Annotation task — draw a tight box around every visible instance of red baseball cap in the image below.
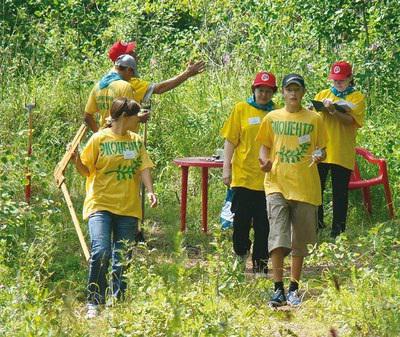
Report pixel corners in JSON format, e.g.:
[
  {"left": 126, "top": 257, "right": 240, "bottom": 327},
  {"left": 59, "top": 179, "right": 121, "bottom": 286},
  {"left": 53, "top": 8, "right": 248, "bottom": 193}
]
[
  {"left": 328, "top": 61, "right": 352, "bottom": 80},
  {"left": 108, "top": 41, "right": 137, "bottom": 62},
  {"left": 252, "top": 71, "right": 277, "bottom": 92}
]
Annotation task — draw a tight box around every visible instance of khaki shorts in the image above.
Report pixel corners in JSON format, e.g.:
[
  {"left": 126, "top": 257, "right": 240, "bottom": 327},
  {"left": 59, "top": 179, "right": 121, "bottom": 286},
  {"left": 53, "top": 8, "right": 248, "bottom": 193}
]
[{"left": 267, "top": 193, "right": 317, "bottom": 257}]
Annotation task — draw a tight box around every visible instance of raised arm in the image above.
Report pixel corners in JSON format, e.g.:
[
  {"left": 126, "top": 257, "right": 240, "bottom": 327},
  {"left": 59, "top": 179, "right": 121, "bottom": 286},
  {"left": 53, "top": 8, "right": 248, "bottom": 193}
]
[{"left": 152, "top": 60, "right": 206, "bottom": 94}]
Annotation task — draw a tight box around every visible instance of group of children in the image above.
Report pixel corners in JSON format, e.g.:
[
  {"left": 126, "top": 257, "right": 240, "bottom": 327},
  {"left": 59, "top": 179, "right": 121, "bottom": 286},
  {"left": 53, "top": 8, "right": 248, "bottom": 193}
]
[
  {"left": 72, "top": 41, "right": 205, "bottom": 318},
  {"left": 221, "top": 64, "right": 365, "bottom": 307},
  {"left": 70, "top": 39, "right": 365, "bottom": 316}
]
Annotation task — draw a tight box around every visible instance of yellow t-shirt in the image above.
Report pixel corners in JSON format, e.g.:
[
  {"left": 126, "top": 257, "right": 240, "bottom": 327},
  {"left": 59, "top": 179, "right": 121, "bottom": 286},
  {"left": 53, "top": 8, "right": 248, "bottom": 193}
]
[
  {"left": 105, "top": 67, "right": 151, "bottom": 103},
  {"left": 314, "top": 89, "right": 365, "bottom": 170},
  {"left": 80, "top": 128, "right": 154, "bottom": 220},
  {"left": 256, "top": 107, "right": 327, "bottom": 206},
  {"left": 84, "top": 80, "right": 140, "bottom": 132},
  {"left": 220, "top": 101, "right": 277, "bottom": 191},
  {"left": 129, "top": 78, "right": 151, "bottom": 103}
]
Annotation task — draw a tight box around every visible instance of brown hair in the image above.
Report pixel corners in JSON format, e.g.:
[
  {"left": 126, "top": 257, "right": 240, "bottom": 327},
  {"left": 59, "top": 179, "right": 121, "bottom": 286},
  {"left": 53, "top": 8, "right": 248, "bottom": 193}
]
[{"left": 106, "top": 97, "right": 140, "bottom": 127}]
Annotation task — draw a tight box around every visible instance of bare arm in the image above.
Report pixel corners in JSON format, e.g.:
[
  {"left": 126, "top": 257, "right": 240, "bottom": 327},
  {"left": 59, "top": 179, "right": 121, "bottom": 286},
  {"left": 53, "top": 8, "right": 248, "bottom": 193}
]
[
  {"left": 84, "top": 113, "right": 99, "bottom": 132},
  {"left": 70, "top": 150, "right": 90, "bottom": 177},
  {"left": 222, "top": 140, "right": 235, "bottom": 186},
  {"left": 152, "top": 60, "right": 206, "bottom": 94},
  {"left": 141, "top": 168, "right": 158, "bottom": 207},
  {"left": 258, "top": 145, "right": 273, "bottom": 172}
]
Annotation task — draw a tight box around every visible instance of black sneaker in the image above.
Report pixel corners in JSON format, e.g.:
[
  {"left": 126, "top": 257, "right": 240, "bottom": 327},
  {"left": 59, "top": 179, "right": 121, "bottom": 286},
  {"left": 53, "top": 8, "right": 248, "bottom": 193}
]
[
  {"left": 269, "top": 289, "right": 287, "bottom": 307},
  {"left": 252, "top": 259, "right": 268, "bottom": 275}
]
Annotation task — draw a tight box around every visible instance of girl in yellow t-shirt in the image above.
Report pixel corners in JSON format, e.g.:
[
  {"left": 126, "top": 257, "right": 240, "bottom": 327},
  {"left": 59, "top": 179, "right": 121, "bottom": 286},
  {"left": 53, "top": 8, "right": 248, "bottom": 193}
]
[
  {"left": 314, "top": 61, "right": 366, "bottom": 237},
  {"left": 221, "top": 71, "right": 278, "bottom": 275},
  {"left": 71, "top": 98, "right": 158, "bottom": 318}
]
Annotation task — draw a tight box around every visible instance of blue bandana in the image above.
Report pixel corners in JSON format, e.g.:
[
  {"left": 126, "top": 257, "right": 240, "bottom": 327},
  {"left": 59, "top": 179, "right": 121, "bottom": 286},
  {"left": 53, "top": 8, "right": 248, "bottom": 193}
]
[
  {"left": 246, "top": 96, "right": 274, "bottom": 112},
  {"left": 330, "top": 86, "right": 355, "bottom": 99},
  {"left": 99, "top": 71, "right": 122, "bottom": 89}
]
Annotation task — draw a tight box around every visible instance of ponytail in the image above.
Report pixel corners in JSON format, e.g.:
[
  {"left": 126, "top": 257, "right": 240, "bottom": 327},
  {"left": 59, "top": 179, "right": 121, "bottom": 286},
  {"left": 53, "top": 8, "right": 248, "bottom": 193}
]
[{"left": 107, "top": 98, "right": 141, "bottom": 126}]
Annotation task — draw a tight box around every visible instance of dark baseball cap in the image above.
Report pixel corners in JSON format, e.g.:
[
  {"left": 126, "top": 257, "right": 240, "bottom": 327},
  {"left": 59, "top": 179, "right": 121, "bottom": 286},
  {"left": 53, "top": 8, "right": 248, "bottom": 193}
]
[{"left": 282, "top": 73, "right": 305, "bottom": 88}]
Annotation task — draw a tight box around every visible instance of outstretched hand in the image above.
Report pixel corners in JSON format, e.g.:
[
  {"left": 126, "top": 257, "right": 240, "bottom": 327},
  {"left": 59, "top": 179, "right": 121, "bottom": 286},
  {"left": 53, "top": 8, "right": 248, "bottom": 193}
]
[
  {"left": 185, "top": 60, "right": 206, "bottom": 77},
  {"left": 259, "top": 158, "right": 273, "bottom": 172}
]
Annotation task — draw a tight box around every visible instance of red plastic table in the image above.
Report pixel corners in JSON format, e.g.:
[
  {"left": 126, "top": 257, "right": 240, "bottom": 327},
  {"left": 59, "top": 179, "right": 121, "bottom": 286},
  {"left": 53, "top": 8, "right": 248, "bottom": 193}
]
[{"left": 173, "top": 157, "right": 223, "bottom": 233}]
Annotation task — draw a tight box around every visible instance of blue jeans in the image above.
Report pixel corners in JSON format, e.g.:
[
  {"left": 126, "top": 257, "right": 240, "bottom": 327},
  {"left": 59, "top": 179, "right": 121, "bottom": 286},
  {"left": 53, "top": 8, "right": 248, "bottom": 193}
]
[{"left": 87, "top": 211, "right": 138, "bottom": 305}]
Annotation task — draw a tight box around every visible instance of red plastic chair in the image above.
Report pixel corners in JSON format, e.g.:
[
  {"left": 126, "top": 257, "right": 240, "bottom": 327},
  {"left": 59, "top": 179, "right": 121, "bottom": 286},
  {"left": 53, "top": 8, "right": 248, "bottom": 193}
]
[{"left": 348, "top": 147, "right": 394, "bottom": 218}]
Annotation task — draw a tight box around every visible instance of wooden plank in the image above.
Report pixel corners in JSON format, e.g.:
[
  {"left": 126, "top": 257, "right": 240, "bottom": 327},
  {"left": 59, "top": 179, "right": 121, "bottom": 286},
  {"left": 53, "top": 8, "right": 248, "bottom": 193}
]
[
  {"left": 54, "top": 124, "right": 90, "bottom": 262},
  {"left": 60, "top": 182, "right": 90, "bottom": 261},
  {"left": 54, "top": 124, "right": 87, "bottom": 187}
]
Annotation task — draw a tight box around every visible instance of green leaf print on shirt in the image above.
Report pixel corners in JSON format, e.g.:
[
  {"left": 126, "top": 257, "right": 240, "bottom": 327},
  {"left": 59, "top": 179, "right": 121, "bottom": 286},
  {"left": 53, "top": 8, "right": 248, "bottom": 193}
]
[
  {"left": 104, "top": 157, "right": 142, "bottom": 181},
  {"left": 277, "top": 143, "right": 310, "bottom": 163}
]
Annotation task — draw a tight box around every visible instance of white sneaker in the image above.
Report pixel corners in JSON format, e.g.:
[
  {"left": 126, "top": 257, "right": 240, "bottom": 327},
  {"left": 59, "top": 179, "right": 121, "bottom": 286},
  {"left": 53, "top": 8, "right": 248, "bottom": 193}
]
[{"left": 86, "top": 304, "right": 99, "bottom": 319}]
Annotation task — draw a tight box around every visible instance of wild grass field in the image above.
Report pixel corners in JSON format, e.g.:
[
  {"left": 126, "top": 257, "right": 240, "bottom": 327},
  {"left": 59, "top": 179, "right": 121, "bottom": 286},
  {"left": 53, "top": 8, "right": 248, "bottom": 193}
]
[{"left": 1, "top": 1, "right": 399, "bottom": 336}]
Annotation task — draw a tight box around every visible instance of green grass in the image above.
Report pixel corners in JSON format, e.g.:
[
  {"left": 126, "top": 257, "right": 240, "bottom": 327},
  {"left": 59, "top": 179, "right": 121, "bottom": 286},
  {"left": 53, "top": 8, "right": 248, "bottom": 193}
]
[
  {"left": 1, "top": 76, "right": 399, "bottom": 336},
  {"left": 1, "top": 1, "right": 400, "bottom": 334}
]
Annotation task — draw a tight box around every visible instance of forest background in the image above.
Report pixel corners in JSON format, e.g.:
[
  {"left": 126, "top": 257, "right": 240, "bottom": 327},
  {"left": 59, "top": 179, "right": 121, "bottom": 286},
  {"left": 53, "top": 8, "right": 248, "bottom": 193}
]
[{"left": 0, "top": 0, "right": 399, "bottom": 336}]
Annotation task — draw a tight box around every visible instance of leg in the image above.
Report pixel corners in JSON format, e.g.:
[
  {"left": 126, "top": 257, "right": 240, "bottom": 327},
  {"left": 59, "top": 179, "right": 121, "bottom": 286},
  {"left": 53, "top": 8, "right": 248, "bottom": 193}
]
[
  {"left": 180, "top": 166, "right": 189, "bottom": 232},
  {"left": 111, "top": 215, "right": 138, "bottom": 300},
  {"left": 266, "top": 193, "right": 291, "bottom": 307},
  {"left": 270, "top": 248, "right": 285, "bottom": 282},
  {"left": 291, "top": 255, "right": 304, "bottom": 284},
  {"left": 331, "top": 164, "right": 352, "bottom": 236},
  {"left": 87, "top": 211, "right": 112, "bottom": 305},
  {"left": 251, "top": 190, "right": 269, "bottom": 272},
  {"left": 288, "top": 201, "right": 317, "bottom": 306},
  {"left": 317, "top": 163, "right": 330, "bottom": 229},
  {"left": 231, "top": 188, "right": 252, "bottom": 257},
  {"left": 201, "top": 167, "right": 209, "bottom": 233},
  {"left": 269, "top": 247, "right": 287, "bottom": 306}
]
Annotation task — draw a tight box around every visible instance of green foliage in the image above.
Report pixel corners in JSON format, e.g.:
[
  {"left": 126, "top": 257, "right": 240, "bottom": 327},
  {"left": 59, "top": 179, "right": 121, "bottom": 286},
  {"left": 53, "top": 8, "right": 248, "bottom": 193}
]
[{"left": 0, "top": 0, "right": 399, "bottom": 335}]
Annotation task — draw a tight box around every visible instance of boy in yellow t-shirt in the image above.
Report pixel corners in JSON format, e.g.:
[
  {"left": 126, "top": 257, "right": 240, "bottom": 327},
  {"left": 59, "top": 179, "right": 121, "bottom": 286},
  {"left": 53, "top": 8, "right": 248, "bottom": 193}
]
[
  {"left": 314, "top": 61, "right": 365, "bottom": 237},
  {"left": 221, "top": 71, "right": 278, "bottom": 275},
  {"left": 72, "top": 98, "right": 157, "bottom": 319},
  {"left": 84, "top": 54, "right": 144, "bottom": 133},
  {"left": 107, "top": 40, "right": 206, "bottom": 103},
  {"left": 256, "top": 74, "right": 326, "bottom": 307}
]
